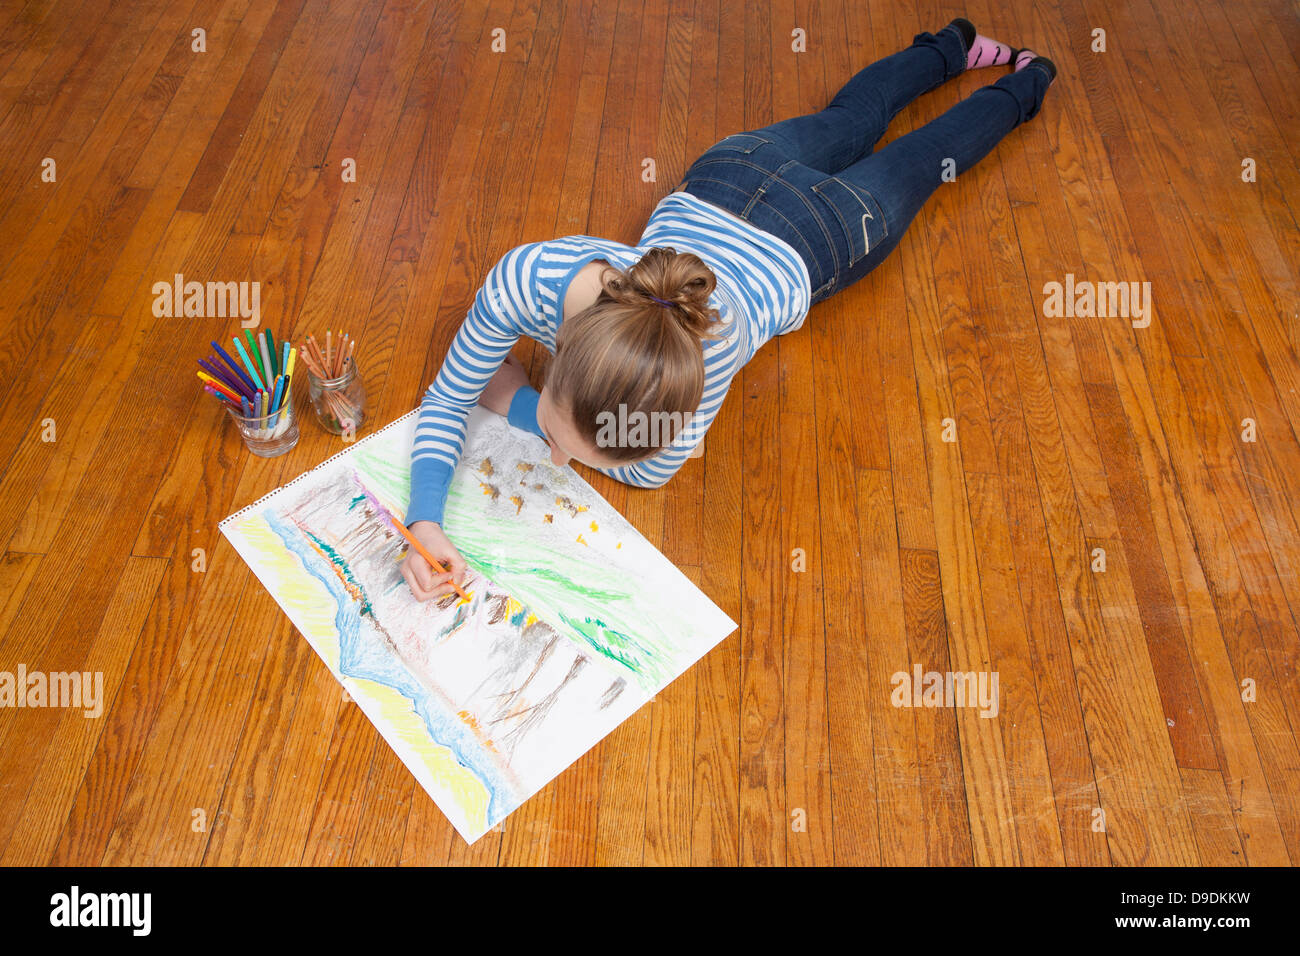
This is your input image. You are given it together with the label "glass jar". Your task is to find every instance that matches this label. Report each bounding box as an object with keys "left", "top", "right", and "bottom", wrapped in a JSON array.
[
  {"left": 307, "top": 359, "right": 365, "bottom": 437},
  {"left": 226, "top": 387, "right": 299, "bottom": 457}
]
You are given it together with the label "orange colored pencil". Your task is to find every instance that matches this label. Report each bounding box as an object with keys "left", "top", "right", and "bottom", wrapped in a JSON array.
[
  {"left": 394, "top": 517, "right": 469, "bottom": 600},
  {"left": 312, "top": 338, "right": 331, "bottom": 376}
]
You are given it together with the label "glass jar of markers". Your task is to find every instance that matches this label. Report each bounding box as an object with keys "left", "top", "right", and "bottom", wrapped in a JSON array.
[
  {"left": 226, "top": 387, "right": 299, "bottom": 457},
  {"left": 307, "top": 358, "right": 365, "bottom": 436}
]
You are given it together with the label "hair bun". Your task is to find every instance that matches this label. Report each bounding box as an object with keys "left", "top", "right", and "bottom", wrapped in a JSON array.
[{"left": 598, "top": 246, "right": 721, "bottom": 339}]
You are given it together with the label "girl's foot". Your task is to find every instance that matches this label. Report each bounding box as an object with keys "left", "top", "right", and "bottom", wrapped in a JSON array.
[
  {"left": 1014, "top": 50, "right": 1058, "bottom": 84},
  {"left": 949, "top": 17, "right": 1015, "bottom": 69}
]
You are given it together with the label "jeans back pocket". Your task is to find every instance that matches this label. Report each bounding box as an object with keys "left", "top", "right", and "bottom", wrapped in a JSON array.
[{"left": 811, "top": 176, "right": 888, "bottom": 268}]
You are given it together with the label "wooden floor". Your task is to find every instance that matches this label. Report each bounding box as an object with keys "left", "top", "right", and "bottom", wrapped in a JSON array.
[{"left": 0, "top": 0, "right": 1296, "bottom": 866}]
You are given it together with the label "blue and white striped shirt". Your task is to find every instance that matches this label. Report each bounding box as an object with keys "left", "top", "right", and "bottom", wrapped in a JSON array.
[{"left": 407, "top": 190, "right": 812, "bottom": 526}]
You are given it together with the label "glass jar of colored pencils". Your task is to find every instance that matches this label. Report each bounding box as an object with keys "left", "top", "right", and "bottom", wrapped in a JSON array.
[
  {"left": 306, "top": 357, "right": 365, "bottom": 436},
  {"left": 226, "top": 385, "right": 299, "bottom": 457}
]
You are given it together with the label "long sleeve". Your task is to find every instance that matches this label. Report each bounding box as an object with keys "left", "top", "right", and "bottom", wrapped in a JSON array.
[
  {"left": 407, "top": 243, "right": 544, "bottom": 526},
  {"left": 506, "top": 384, "right": 546, "bottom": 440}
]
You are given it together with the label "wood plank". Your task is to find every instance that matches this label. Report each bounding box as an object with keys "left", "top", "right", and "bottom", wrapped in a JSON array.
[
  {"left": 857, "top": 469, "right": 927, "bottom": 864},
  {"left": 176, "top": 0, "right": 312, "bottom": 215},
  {"left": 902, "top": 176, "right": 1019, "bottom": 865},
  {"left": 737, "top": 324, "right": 785, "bottom": 866},
  {"left": 1180, "top": 767, "right": 1247, "bottom": 867},
  {"left": 0, "top": 556, "right": 168, "bottom": 864},
  {"left": 1083, "top": 531, "right": 1202, "bottom": 864},
  {"left": 966, "top": 471, "right": 1063, "bottom": 864},
  {"left": 642, "top": 565, "right": 705, "bottom": 866},
  {"left": 899, "top": 548, "right": 975, "bottom": 865},
  {"left": 1083, "top": 382, "right": 1217, "bottom": 768}
]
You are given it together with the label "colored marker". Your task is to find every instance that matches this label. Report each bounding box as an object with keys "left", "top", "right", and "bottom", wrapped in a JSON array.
[
  {"left": 199, "top": 357, "right": 252, "bottom": 398},
  {"left": 268, "top": 376, "right": 283, "bottom": 426},
  {"left": 233, "top": 337, "right": 265, "bottom": 390},
  {"left": 259, "top": 331, "right": 274, "bottom": 385},
  {"left": 243, "top": 329, "right": 265, "bottom": 382},
  {"left": 212, "top": 340, "right": 258, "bottom": 394},
  {"left": 204, "top": 384, "right": 238, "bottom": 409},
  {"left": 197, "top": 371, "right": 241, "bottom": 403}
]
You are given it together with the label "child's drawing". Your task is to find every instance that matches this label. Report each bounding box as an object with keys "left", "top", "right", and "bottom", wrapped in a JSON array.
[{"left": 220, "top": 406, "right": 735, "bottom": 842}]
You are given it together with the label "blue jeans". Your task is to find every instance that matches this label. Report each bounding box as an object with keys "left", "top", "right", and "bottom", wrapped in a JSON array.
[{"left": 677, "top": 24, "right": 1054, "bottom": 304}]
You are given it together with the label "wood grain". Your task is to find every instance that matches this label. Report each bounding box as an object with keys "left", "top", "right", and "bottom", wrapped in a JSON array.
[{"left": 0, "top": 0, "right": 1294, "bottom": 866}]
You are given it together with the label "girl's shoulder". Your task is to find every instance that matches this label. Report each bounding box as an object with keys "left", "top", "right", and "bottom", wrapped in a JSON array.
[
  {"left": 509, "top": 237, "right": 746, "bottom": 379},
  {"left": 526, "top": 236, "right": 642, "bottom": 319}
]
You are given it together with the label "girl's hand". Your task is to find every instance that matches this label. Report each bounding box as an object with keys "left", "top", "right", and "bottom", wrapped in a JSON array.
[
  {"left": 400, "top": 520, "right": 468, "bottom": 601},
  {"left": 479, "top": 353, "right": 532, "bottom": 416}
]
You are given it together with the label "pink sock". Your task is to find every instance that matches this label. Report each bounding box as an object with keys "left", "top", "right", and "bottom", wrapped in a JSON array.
[
  {"left": 966, "top": 34, "right": 1015, "bottom": 69},
  {"left": 1013, "top": 49, "right": 1038, "bottom": 71}
]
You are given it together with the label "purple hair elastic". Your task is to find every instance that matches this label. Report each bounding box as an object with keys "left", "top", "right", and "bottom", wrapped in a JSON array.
[{"left": 648, "top": 294, "right": 676, "bottom": 308}]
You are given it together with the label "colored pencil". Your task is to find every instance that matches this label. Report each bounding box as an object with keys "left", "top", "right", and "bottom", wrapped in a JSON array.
[
  {"left": 207, "top": 387, "right": 241, "bottom": 411},
  {"left": 202, "top": 356, "right": 247, "bottom": 395},
  {"left": 207, "top": 389, "right": 240, "bottom": 413},
  {"left": 355, "top": 481, "right": 469, "bottom": 600},
  {"left": 266, "top": 329, "right": 277, "bottom": 377},
  {"left": 308, "top": 334, "right": 328, "bottom": 374},
  {"left": 299, "top": 335, "right": 363, "bottom": 429}
]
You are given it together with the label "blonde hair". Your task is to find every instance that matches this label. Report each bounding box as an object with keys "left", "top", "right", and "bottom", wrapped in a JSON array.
[{"left": 545, "top": 246, "right": 723, "bottom": 462}]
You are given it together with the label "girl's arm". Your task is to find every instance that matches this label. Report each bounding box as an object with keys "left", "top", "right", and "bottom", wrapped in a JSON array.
[{"left": 407, "top": 244, "right": 544, "bottom": 527}]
